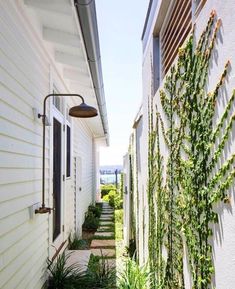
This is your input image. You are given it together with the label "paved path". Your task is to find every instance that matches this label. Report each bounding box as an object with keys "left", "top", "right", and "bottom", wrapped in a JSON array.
[
  {"left": 66, "top": 202, "right": 116, "bottom": 272},
  {"left": 90, "top": 202, "right": 116, "bottom": 268}
]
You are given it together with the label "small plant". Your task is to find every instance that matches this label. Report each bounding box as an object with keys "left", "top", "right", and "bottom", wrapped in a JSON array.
[
  {"left": 118, "top": 257, "right": 152, "bottom": 289},
  {"left": 100, "top": 184, "right": 117, "bottom": 198},
  {"left": 114, "top": 209, "right": 123, "bottom": 241},
  {"left": 82, "top": 211, "right": 99, "bottom": 231},
  {"left": 84, "top": 253, "right": 116, "bottom": 288},
  {"left": 68, "top": 233, "right": 89, "bottom": 250},
  {"left": 47, "top": 251, "right": 82, "bottom": 289},
  {"left": 88, "top": 204, "right": 102, "bottom": 218},
  {"left": 103, "top": 190, "right": 123, "bottom": 209}
]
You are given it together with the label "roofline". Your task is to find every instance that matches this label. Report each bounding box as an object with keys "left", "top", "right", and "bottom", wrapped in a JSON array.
[
  {"left": 74, "top": 0, "right": 109, "bottom": 146},
  {"left": 141, "top": 0, "right": 153, "bottom": 40}
]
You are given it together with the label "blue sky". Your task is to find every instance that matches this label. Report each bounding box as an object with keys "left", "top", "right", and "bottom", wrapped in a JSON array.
[{"left": 96, "top": 0, "right": 149, "bottom": 166}]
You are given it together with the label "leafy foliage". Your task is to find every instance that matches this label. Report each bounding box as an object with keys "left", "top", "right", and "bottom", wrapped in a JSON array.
[
  {"left": 47, "top": 252, "right": 116, "bottom": 289},
  {"left": 83, "top": 254, "right": 116, "bottom": 288},
  {"left": 103, "top": 190, "right": 123, "bottom": 209},
  {"left": 115, "top": 209, "right": 123, "bottom": 241},
  {"left": 68, "top": 233, "right": 89, "bottom": 250},
  {"left": 148, "top": 11, "right": 235, "bottom": 289},
  {"left": 100, "top": 185, "right": 117, "bottom": 198},
  {"left": 88, "top": 204, "right": 102, "bottom": 218},
  {"left": 117, "top": 256, "right": 152, "bottom": 289},
  {"left": 82, "top": 211, "right": 99, "bottom": 230},
  {"left": 47, "top": 252, "right": 82, "bottom": 289}
]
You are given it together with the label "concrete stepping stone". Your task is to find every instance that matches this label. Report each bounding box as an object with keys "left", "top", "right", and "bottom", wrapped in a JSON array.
[
  {"left": 102, "top": 209, "right": 113, "bottom": 212},
  {"left": 66, "top": 250, "right": 91, "bottom": 272},
  {"left": 90, "top": 239, "right": 115, "bottom": 248},
  {"left": 99, "top": 221, "right": 114, "bottom": 226},
  {"left": 100, "top": 217, "right": 113, "bottom": 222},
  {"left": 94, "top": 231, "right": 114, "bottom": 237},
  {"left": 97, "top": 226, "right": 114, "bottom": 232},
  {"left": 91, "top": 248, "right": 116, "bottom": 258},
  {"left": 101, "top": 214, "right": 113, "bottom": 218}
]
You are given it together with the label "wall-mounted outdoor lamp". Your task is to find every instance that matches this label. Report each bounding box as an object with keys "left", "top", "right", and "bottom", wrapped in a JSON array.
[{"left": 35, "top": 94, "right": 98, "bottom": 214}]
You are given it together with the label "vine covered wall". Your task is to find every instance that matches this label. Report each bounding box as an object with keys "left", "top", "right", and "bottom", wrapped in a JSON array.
[{"left": 148, "top": 11, "right": 235, "bottom": 289}]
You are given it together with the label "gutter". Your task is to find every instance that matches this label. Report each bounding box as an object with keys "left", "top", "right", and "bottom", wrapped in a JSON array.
[
  {"left": 74, "top": 0, "right": 109, "bottom": 146},
  {"left": 141, "top": 0, "right": 153, "bottom": 40}
]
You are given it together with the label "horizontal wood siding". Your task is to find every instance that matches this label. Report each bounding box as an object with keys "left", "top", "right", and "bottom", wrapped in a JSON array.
[
  {"left": 0, "top": 1, "right": 97, "bottom": 288},
  {"left": 72, "top": 119, "right": 94, "bottom": 235},
  {"left": 0, "top": 1, "right": 50, "bottom": 288}
]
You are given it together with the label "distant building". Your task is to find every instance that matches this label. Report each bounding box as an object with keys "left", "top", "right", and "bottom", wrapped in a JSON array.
[{"left": 100, "top": 165, "right": 122, "bottom": 184}]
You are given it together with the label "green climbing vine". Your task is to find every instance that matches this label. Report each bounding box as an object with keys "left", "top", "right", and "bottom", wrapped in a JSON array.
[{"left": 148, "top": 11, "right": 235, "bottom": 289}]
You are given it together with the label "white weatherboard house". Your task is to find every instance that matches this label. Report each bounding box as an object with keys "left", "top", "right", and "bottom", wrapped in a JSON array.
[
  {"left": 124, "top": 0, "right": 235, "bottom": 288},
  {"left": 0, "top": 0, "right": 108, "bottom": 288}
]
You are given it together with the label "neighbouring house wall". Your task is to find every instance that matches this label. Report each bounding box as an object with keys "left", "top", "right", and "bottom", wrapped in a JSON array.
[
  {"left": 129, "top": 0, "right": 235, "bottom": 287},
  {"left": 193, "top": 2, "right": 235, "bottom": 288},
  {"left": 0, "top": 1, "right": 96, "bottom": 288}
]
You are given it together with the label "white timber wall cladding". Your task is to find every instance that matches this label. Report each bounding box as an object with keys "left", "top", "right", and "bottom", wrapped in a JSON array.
[
  {"left": 0, "top": 1, "right": 95, "bottom": 289},
  {"left": 0, "top": 1, "right": 50, "bottom": 288},
  {"left": 73, "top": 119, "right": 94, "bottom": 237},
  {"left": 141, "top": 0, "right": 235, "bottom": 288}
]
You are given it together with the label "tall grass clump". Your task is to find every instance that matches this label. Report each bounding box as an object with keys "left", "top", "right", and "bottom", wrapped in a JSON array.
[{"left": 118, "top": 257, "right": 152, "bottom": 289}]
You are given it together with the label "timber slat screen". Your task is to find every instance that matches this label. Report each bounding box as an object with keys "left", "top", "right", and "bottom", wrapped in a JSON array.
[
  {"left": 161, "top": 0, "right": 192, "bottom": 76},
  {"left": 195, "top": 0, "right": 207, "bottom": 16}
]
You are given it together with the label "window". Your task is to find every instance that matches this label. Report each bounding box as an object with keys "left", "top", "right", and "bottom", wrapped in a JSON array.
[
  {"left": 161, "top": 0, "right": 192, "bottom": 76},
  {"left": 66, "top": 106, "right": 71, "bottom": 123},
  {"left": 52, "top": 86, "right": 63, "bottom": 113},
  {"left": 66, "top": 125, "right": 71, "bottom": 177},
  {"left": 53, "top": 117, "right": 62, "bottom": 240},
  {"left": 152, "top": 36, "right": 160, "bottom": 93}
]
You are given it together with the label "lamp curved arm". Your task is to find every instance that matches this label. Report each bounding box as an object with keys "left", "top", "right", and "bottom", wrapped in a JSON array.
[
  {"left": 40, "top": 94, "right": 85, "bottom": 120},
  {"left": 36, "top": 93, "right": 85, "bottom": 214}
]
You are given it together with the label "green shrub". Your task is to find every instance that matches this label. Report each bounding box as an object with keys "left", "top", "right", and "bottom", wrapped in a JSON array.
[
  {"left": 115, "top": 209, "right": 123, "bottom": 223},
  {"left": 47, "top": 252, "right": 82, "bottom": 289},
  {"left": 115, "top": 209, "right": 123, "bottom": 241},
  {"left": 47, "top": 251, "right": 116, "bottom": 289},
  {"left": 100, "top": 184, "right": 117, "bottom": 198},
  {"left": 84, "top": 253, "right": 116, "bottom": 288},
  {"left": 102, "top": 194, "right": 110, "bottom": 203},
  {"left": 88, "top": 204, "right": 102, "bottom": 218},
  {"left": 103, "top": 190, "right": 123, "bottom": 209},
  {"left": 113, "top": 193, "right": 123, "bottom": 209},
  {"left": 68, "top": 233, "right": 89, "bottom": 250},
  {"left": 82, "top": 211, "right": 99, "bottom": 230}
]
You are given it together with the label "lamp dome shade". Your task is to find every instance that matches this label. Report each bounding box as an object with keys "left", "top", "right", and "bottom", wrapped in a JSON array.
[{"left": 69, "top": 102, "right": 98, "bottom": 118}]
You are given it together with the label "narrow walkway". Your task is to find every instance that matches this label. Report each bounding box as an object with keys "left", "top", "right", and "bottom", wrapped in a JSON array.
[{"left": 90, "top": 202, "right": 116, "bottom": 268}]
